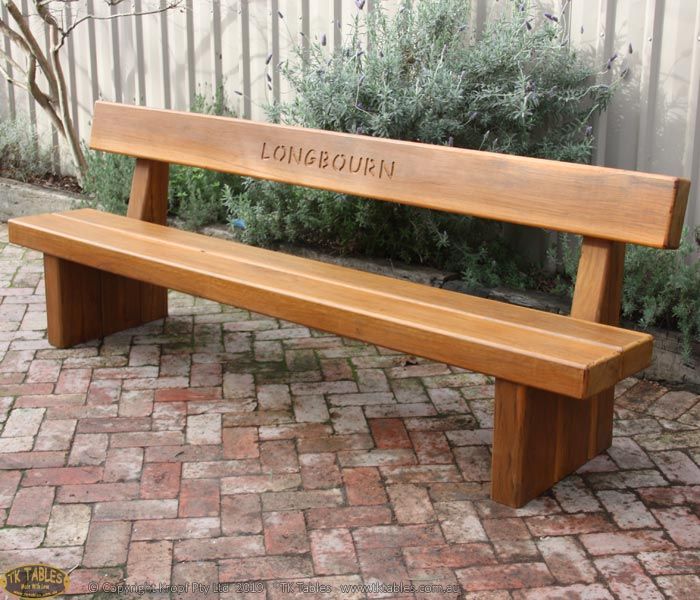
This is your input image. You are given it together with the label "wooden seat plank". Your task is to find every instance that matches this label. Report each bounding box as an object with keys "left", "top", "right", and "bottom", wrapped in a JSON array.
[
  {"left": 66, "top": 208, "right": 648, "bottom": 360},
  {"left": 9, "top": 209, "right": 652, "bottom": 399}
]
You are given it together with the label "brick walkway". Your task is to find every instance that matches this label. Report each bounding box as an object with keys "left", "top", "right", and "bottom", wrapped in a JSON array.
[{"left": 0, "top": 223, "right": 698, "bottom": 600}]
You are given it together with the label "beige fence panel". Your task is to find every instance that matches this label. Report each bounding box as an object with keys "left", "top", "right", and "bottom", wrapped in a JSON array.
[{"left": 1, "top": 0, "right": 698, "bottom": 233}]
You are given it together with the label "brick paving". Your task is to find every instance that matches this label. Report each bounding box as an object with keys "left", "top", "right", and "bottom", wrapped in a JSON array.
[{"left": 0, "top": 223, "right": 698, "bottom": 599}]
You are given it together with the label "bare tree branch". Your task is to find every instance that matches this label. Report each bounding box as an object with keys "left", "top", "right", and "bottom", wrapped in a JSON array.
[
  {"left": 0, "top": 13, "right": 31, "bottom": 55},
  {"left": 0, "top": 60, "right": 28, "bottom": 91},
  {"left": 3, "top": 0, "right": 59, "bottom": 98},
  {"left": 0, "top": 0, "right": 182, "bottom": 180},
  {"left": 0, "top": 43, "right": 27, "bottom": 75},
  {"left": 57, "top": 0, "right": 182, "bottom": 49}
]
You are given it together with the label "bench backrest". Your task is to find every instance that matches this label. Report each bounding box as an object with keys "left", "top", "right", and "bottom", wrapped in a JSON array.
[{"left": 90, "top": 101, "right": 689, "bottom": 249}]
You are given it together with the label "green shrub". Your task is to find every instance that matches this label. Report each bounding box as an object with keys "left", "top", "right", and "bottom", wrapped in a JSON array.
[
  {"left": 83, "top": 90, "right": 244, "bottom": 229},
  {"left": 82, "top": 150, "right": 133, "bottom": 215},
  {"left": 227, "top": 0, "right": 618, "bottom": 286},
  {"left": 557, "top": 232, "right": 700, "bottom": 359},
  {"left": 0, "top": 118, "right": 52, "bottom": 182}
]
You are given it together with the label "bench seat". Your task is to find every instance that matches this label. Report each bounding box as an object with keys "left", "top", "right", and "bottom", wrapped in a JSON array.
[{"left": 9, "top": 208, "right": 652, "bottom": 400}]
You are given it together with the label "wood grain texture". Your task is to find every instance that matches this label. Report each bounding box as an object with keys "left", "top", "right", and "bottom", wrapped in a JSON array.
[
  {"left": 491, "top": 380, "right": 560, "bottom": 507},
  {"left": 8, "top": 209, "right": 653, "bottom": 399},
  {"left": 571, "top": 237, "right": 627, "bottom": 457},
  {"left": 105, "top": 156, "right": 169, "bottom": 331},
  {"left": 492, "top": 238, "right": 628, "bottom": 507},
  {"left": 127, "top": 158, "right": 170, "bottom": 224},
  {"left": 44, "top": 255, "right": 104, "bottom": 348},
  {"left": 89, "top": 102, "right": 690, "bottom": 249}
]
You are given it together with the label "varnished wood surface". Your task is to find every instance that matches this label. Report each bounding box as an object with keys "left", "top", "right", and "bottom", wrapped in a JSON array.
[
  {"left": 491, "top": 238, "right": 629, "bottom": 507},
  {"left": 127, "top": 158, "right": 170, "bottom": 224},
  {"left": 571, "top": 238, "right": 627, "bottom": 458},
  {"left": 9, "top": 209, "right": 652, "bottom": 398},
  {"left": 89, "top": 102, "right": 690, "bottom": 249},
  {"left": 119, "top": 156, "right": 170, "bottom": 327},
  {"left": 44, "top": 255, "right": 104, "bottom": 348},
  {"left": 492, "top": 380, "right": 561, "bottom": 507}
]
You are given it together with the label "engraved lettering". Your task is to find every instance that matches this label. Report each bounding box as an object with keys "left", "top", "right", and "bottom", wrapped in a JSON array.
[
  {"left": 288, "top": 146, "right": 303, "bottom": 165},
  {"left": 319, "top": 150, "right": 330, "bottom": 170},
  {"left": 260, "top": 142, "right": 396, "bottom": 181},
  {"left": 379, "top": 160, "right": 395, "bottom": 180},
  {"left": 304, "top": 149, "right": 317, "bottom": 166},
  {"left": 332, "top": 153, "right": 347, "bottom": 172},
  {"left": 273, "top": 145, "right": 287, "bottom": 161},
  {"left": 349, "top": 156, "right": 364, "bottom": 173}
]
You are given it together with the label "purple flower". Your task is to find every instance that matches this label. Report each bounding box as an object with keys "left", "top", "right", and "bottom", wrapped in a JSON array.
[
  {"left": 585, "top": 125, "right": 593, "bottom": 137},
  {"left": 355, "top": 0, "right": 366, "bottom": 10},
  {"left": 526, "top": 20, "right": 532, "bottom": 31},
  {"left": 278, "top": 10, "right": 284, "bottom": 19},
  {"left": 266, "top": 53, "right": 273, "bottom": 65},
  {"left": 544, "top": 13, "right": 559, "bottom": 23},
  {"left": 628, "top": 42, "right": 633, "bottom": 54},
  {"left": 606, "top": 53, "right": 618, "bottom": 70},
  {"left": 321, "top": 33, "right": 327, "bottom": 46}
]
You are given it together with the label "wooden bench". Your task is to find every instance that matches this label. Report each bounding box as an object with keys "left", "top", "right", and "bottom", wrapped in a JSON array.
[{"left": 8, "top": 101, "right": 689, "bottom": 507}]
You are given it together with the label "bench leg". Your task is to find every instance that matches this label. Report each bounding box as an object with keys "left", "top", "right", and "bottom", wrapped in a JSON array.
[
  {"left": 491, "top": 379, "right": 613, "bottom": 507},
  {"left": 44, "top": 255, "right": 167, "bottom": 348}
]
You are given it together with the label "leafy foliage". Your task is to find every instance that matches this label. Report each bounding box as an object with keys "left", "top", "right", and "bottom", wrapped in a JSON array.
[
  {"left": 83, "top": 90, "right": 244, "bottom": 229},
  {"left": 0, "top": 118, "right": 53, "bottom": 182},
  {"left": 227, "top": 0, "right": 618, "bottom": 286}
]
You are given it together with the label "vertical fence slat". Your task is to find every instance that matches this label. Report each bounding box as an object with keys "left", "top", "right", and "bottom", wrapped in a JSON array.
[
  {"left": 160, "top": 0, "right": 172, "bottom": 108},
  {"left": 220, "top": 1, "right": 242, "bottom": 114},
  {"left": 301, "top": 0, "right": 310, "bottom": 61},
  {"left": 185, "top": 0, "right": 196, "bottom": 106},
  {"left": 20, "top": 0, "right": 37, "bottom": 130},
  {"left": 591, "top": 0, "right": 617, "bottom": 166},
  {"left": 240, "top": 0, "right": 251, "bottom": 118},
  {"left": 636, "top": 0, "right": 664, "bottom": 172},
  {"left": 213, "top": 0, "right": 224, "bottom": 94},
  {"left": 0, "top": 3, "right": 16, "bottom": 120},
  {"left": 681, "top": 1, "right": 700, "bottom": 232},
  {"left": 270, "top": 0, "right": 281, "bottom": 104},
  {"left": 333, "top": 0, "right": 343, "bottom": 49},
  {"left": 133, "top": 0, "right": 147, "bottom": 105},
  {"left": 110, "top": 2, "right": 123, "bottom": 103},
  {"left": 86, "top": 0, "right": 100, "bottom": 104}
]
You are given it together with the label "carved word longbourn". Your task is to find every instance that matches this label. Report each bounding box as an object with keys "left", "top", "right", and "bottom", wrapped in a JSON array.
[{"left": 261, "top": 142, "right": 396, "bottom": 180}]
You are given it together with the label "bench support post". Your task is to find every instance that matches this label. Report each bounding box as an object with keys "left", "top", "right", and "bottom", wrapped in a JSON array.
[
  {"left": 491, "top": 238, "right": 625, "bottom": 507},
  {"left": 44, "top": 255, "right": 103, "bottom": 348},
  {"left": 43, "top": 159, "right": 170, "bottom": 348}
]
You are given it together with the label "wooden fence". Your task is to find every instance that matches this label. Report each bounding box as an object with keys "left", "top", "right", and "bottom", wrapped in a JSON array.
[{"left": 1, "top": 0, "right": 698, "bottom": 233}]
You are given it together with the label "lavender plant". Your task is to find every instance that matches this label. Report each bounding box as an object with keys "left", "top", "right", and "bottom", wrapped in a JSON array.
[{"left": 227, "top": 0, "right": 620, "bottom": 285}]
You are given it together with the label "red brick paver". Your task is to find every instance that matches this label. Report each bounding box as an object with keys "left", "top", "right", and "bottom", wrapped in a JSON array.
[{"left": 0, "top": 224, "right": 698, "bottom": 598}]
